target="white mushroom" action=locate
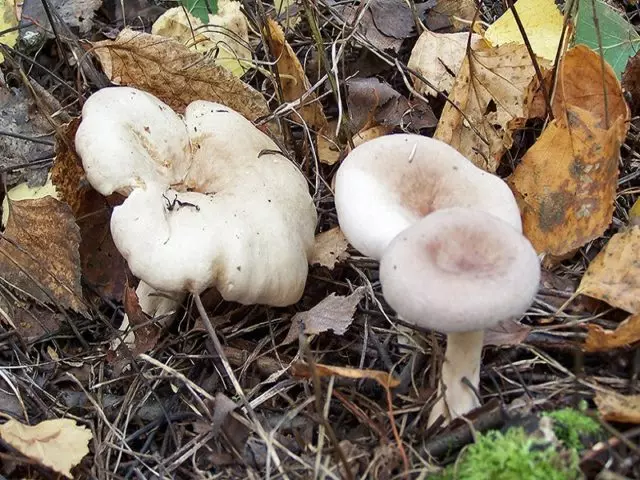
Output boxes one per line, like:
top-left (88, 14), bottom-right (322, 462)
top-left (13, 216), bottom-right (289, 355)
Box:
top-left (334, 134), bottom-right (522, 260)
top-left (75, 87), bottom-right (316, 314)
top-left (379, 207), bottom-right (540, 425)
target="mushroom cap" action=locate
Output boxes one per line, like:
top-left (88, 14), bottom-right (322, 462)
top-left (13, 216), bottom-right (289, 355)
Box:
top-left (379, 207), bottom-right (540, 333)
top-left (75, 87), bottom-right (191, 196)
top-left (334, 134), bottom-right (522, 260)
top-left (75, 87), bottom-right (317, 306)
top-left (111, 182), bottom-right (314, 306)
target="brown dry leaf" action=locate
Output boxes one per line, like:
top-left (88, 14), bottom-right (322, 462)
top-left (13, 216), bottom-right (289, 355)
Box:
top-left (483, 319), bottom-right (532, 347)
top-left (595, 390), bottom-right (640, 423)
top-left (123, 283), bottom-right (161, 355)
top-left (508, 107), bottom-right (622, 257)
top-left (263, 18), bottom-right (327, 131)
top-left (283, 287), bottom-right (364, 344)
top-left (584, 314), bottom-right (640, 352)
top-left (310, 226), bottom-right (350, 269)
top-left (426, 0), bottom-right (478, 32)
top-left (346, 77), bottom-right (436, 131)
top-left (622, 50), bottom-right (640, 115)
top-left (0, 197), bottom-right (85, 313)
top-left (52, 121), bottom-right (127, 301)
top-left (291, 362), bottom-right (400, 389)
top-left (553, 45), bottom-right (630, 143)
top-left (317, 124), bottom-right (342, 165)
top-left (578, 227), bottom-right (640, 313)
top-left (92, 28), bottom-right (269, 119)
top-left (434, 42), bottom-right (548, 172)
top-left (352, 125), bottom-right (392, 147)
top-left (408, 30), bottom-right (482, 97)
top-left (0, 418), bottom-right (92, 478)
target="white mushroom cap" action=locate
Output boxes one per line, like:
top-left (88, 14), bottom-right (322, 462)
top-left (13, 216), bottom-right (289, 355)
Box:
top-left (75, 87), bottom-right (317, 307)
top-left (379, 207), bottom-right (540, 333)
top-left (334, 134), bottom-right (522, 260)
top-left (75, 87), bottom-right (190, 196)
top-left (111, 182), bottom-right (314, 306)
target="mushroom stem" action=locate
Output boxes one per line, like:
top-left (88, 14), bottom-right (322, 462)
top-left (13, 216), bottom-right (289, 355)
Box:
top-left (428, 329), bottom-right (485, 426)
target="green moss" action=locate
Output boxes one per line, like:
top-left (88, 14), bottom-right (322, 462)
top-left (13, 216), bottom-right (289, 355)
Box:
top-left (430, 428), bottom-right (580, 480)
top-left (544, 407), bottom-right (602, 451)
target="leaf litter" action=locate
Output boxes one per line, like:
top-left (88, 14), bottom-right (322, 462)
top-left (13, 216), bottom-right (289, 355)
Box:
top-left (0, 0), bottom-right (640, 478)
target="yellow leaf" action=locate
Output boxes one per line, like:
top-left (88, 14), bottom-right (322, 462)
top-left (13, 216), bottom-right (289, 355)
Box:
top-left (434, 42), bottom-right (548, 172)
top-left (579, 227), bottom-right (640, 313)
top-left (408, 30), bottom-right (482, 97)
top-left (263, 18), bottom-right (327, 131)
top-left (508, 107), bottom-right (621, 258)
top-left (0, 418), bottom-right (92, 478)
top-left (585, 313), bottom-right (640, 352)
top-left (595, 390), bottom-right (640, 424)
top-left (0, 0), bottom-right (18, 63)
top-left (292, 362), bottom-right (400, 389)
top-left (485, 0), bottom-right (564, 62)
top-left (1, 173), bottom-right (58, 227)
top-left (152, 2), bottom-right (252, 77)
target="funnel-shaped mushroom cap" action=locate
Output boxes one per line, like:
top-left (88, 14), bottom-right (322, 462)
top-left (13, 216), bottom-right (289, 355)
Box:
top-left (75, 87), bottom-right (191, 196)
top-left (380, 207), bottom-right (540, 332)
top-left (75, 87), bottom-right (317, 307)
top-left (335, 134), bottom-right (522, 260)
top-left (112, 182), bottom-right (314, 306)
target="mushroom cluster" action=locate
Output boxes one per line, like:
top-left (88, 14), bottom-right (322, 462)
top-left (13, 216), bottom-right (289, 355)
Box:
top-left (335, 134), bottom-right (540, 426)
top-left (75, 87), bottom-right (317, 315)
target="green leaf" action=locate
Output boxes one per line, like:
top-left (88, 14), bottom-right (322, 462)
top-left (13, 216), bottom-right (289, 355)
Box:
top-left (573, 0), bottom-right (640, 79)
top-left (179, 0), bottom-right (218, 24)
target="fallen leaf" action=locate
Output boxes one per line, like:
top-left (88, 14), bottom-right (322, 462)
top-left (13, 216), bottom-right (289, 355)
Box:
top-left (0, 418), bottom-right (92, 478)
top-left (0, 83), bottom-right (55, 184)
top-left (0, 0), bottom-right (18, 62)
top-left (346, 77), bottom-right (436, 131)
top-left (283, 287), bottom-right (365, 344)
top-left (578, 227), bottom-right (640, 313)
top-left (317, 127), bottom-right (342, 165)
top-left (263, 18), bottom-right (327, 131)
top-left (509, 107), bottom-right (621, 258)
top-left (310, 226), bottom-right (350, 269)
top-left (426, 0), bottom-right (477, 32)
top-left (91, 28), bottom-right (269, 119)
top-left (152, 2), bottom-right (251, 77)
top-left (123, 283), bottom-right (161, 355)
top-left (584, 314), bottom-right (640, 352)
top-left (485, 0), bottom-right (564, 62)
top-left (595, 390), bottom-right (640, 423)
top-left (573, 0), bottom-right (640, 79)
top-left (622, 52), bottom-right (640, 115)
top-left (20, 0), bottom-right (100, 34)
top-left (9, 300), bottom-right (65, 340)
top-left (630, 198), bottom-right (640, 226)
top-left (0, 197), bottom-right (85, 313)
top-left (434, 42), bottom-right (548, 172)
top-left (509, 46), bottom-right (628, 259)
top-left (180, 0), bottom-right (216, 23)
top-left (275, 0), bottom-right (300, 28)
top-left (408, 30), bottom-right (482, 97)
top-left (352, 125), bottom-right (392, 147)
top-left (291, 362), bottom-right (400, 389)
top-left (51, 121), bottom-right (127, 301)
top-left (553, 44), bottom-right (630, 143)
top-left (367, 0), bottom-right (421, 40)
top-left (483, 319), bottom-right (532, 347)
top-left (1, 174), bottom-right (58, 227)
top-left (339, 4), bottom-right (402, 53)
